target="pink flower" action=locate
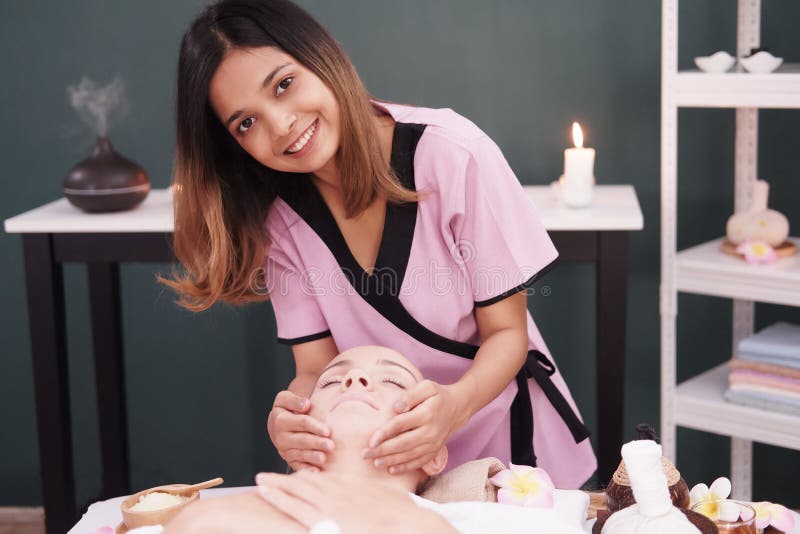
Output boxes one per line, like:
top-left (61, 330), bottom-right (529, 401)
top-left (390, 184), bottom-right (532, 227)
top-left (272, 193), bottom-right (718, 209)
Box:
top-left (751, 501), bottom-right (796, 532)
top-left (736, 240), bottom-right (777, 265)
top-left (489, 463), bottom-right (555, 508)
top-left (90, 528), bottom-right (115, 534)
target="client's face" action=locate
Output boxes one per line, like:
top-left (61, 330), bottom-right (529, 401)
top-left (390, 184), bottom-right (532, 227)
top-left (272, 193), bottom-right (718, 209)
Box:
top-left (309, 346), bottom-right (421, 442)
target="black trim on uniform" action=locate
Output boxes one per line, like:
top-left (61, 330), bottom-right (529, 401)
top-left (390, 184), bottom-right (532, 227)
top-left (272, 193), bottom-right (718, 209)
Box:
top-left (510, 369), bottom-right (536, 466)
top-left (278, 120), bottom-right (590, 467)
top-left (474, 256), bottom-right (560, 308)
top-left (280, 123), bottom-right (481, 359)
top-left (278, 121), bottom-right (423, 301)
top-left (510, 349), bottom-right (592, 466)
top-left (276, 330), bottom-right (332, 346)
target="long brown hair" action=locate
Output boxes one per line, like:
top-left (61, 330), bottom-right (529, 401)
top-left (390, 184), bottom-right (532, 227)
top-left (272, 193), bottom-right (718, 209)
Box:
top-left (160, 0), bottom-right (418, 311)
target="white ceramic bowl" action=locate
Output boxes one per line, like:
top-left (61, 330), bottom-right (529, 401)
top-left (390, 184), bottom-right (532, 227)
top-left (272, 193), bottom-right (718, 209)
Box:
top-left (740, 51), bottom-right (783, 74)
top-left (694, 51), bottom-right (735, 73)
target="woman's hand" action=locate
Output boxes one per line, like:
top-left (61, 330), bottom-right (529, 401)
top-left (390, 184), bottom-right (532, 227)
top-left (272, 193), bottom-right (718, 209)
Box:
top-left (255, 471), bottom-right (456, 534)
top-left (268, 389), bottom-right (335, 472)
top-left (363, 379), bottom-right (467, 475)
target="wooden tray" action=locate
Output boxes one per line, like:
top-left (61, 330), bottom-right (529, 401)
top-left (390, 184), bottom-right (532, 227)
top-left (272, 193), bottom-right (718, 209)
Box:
top-left (720, 239), bottom-right (796, 259)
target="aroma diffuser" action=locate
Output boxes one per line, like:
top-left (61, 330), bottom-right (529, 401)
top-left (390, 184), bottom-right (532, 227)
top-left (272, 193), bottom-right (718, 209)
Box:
top-left (63, 136), bottom-right (150, 212)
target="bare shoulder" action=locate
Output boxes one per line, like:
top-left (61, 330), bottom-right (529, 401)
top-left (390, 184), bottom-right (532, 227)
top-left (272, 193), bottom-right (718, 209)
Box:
top-left (164, 490), bottom-right (306, 534)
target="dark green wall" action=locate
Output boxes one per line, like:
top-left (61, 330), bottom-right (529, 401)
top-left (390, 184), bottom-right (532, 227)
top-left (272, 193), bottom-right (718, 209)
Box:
top-left (2, 0), bottom-right (799, 511)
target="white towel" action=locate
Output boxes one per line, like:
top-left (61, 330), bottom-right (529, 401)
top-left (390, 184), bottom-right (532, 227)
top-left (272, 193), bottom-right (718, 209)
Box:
top-left (411, 489), bottom-right (591, 534)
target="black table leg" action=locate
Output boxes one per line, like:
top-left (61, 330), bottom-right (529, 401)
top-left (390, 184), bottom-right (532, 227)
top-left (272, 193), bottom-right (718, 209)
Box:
top-left (22, 234), bottom-right (75, 534)
top-left (596, 231), bottom-right (629, 484)
top-left (88, 262), bottom-right (130, 498)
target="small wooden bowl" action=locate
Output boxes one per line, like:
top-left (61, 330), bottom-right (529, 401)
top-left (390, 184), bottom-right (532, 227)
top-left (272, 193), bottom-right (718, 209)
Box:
top-left (120, 485), bottom-right (199, 529)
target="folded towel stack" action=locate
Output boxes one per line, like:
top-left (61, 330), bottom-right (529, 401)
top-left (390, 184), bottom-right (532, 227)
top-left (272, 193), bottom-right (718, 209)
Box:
top-left (724, 322), bottom-right (800, 416)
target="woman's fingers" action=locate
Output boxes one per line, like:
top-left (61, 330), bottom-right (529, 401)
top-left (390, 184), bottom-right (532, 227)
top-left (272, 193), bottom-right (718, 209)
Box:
top-left (273, 410), bottom-right (331, 439)
top-left (276, 430), bottom-right (335, 455)
top-left (366, 424), bottom-right (425, 460)
top-left (269, 408), bottom-right (333, 467)
top-left (367, 400), bottom-right (431, 449)
top-left (256, 478), bottom-right (321, 528)
top-left (257, 471), bottom-right (326, 507)
top-left (371, 442), bottom-right (432, 472)
top-left (285, 448), bottom-right (327, 468)
top-left (392, 380), bottom-right (438, 414)
top-left (385, 452), bottom-right (437, 475)
top-left (272, 390), bottom-right (311, 413)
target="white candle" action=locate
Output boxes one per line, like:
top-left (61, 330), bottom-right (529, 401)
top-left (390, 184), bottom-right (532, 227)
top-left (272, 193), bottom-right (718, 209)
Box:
top-left (556, 122), bottom-right (595, 208)
top-left (564, 122), bottom-right (595, 180)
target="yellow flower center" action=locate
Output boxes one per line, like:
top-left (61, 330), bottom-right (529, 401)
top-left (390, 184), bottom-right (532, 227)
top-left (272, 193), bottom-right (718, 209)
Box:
top-left (695, 499), bottom-right (720, 519)
top-left (511, 474), bottom-right (540, 496)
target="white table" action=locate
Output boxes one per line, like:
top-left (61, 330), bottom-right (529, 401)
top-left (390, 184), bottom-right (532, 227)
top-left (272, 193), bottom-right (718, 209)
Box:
top-left (4, 186), bottom-right (643, 233)
top-left (5, 185), bottom-right (642, 534)
top-left (525, 185), bottom-right (643, 231)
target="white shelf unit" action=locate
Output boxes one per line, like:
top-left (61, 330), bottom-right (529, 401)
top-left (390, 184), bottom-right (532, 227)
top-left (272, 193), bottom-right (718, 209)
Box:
top-left (674, 363), bottom-right (800, 451)
top-left (674, 64), bottom-right (800, 108)
top-left (676, 238), bottom-right (800, 307)
top-left (661, 0), bottom-right (800, 501)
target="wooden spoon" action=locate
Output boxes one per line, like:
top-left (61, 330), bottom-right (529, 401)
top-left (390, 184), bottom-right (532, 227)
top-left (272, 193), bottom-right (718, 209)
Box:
top-left (142, 477), bottom-right (224, 496)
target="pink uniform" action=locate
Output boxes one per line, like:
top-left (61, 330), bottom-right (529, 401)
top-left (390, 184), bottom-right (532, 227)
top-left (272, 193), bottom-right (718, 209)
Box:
top-left (264, 101), bottom-right (597, 488)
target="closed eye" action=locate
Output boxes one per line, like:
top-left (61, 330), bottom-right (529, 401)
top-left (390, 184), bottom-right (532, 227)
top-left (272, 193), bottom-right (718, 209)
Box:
top-left (382, 376), bottom-right (406, 389)
top-left (319, 375), bottom-right (342, 388)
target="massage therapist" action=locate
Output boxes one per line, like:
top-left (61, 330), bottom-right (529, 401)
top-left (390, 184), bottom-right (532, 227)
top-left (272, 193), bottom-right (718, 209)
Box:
top-left (162, 0), bottom-right (596, 488)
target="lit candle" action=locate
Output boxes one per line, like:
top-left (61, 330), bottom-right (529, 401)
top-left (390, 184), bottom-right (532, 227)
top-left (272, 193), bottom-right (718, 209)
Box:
top-left (564, 122), bottom-right (595, 180)
top-left (556, 122), bottom-right (595, 208)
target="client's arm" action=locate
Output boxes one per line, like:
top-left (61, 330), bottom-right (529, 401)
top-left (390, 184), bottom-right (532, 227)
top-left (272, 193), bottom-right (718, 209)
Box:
top-left (164, 472), bottom-right (456, 534)
top-left (256, 471), bottom-right (456, 534)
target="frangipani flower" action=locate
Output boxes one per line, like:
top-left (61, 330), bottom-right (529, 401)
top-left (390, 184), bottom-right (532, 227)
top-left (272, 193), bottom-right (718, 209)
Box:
top-left (489, 463), bottom-right (554, 508)
top-left (692, 499), bottom-right (742, 523)
top-left (736, 240), bottom-right (777, 265)
top-left (751, 501), bottom-right (796, 532)
top-left (689, 477), bottom-right (732, 507)
top-left (689, 477), bottom-right (741, 521)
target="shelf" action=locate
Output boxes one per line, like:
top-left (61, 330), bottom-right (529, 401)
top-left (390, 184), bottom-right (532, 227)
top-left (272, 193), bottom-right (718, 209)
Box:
top-left (672, 64), bottom-right (800, 108)
top-left (675, 363), bottom-right (800, 451)
top-left (676, 237), bottom-right (800, 306)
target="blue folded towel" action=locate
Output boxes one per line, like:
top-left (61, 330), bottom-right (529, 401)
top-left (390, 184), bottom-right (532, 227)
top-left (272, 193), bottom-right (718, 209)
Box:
top-left (738, 352), bottom-right (800, 370)
top-left (737, 322), bottom-right (800, 363)
top-left (724, 388), bottom-right (800, 416)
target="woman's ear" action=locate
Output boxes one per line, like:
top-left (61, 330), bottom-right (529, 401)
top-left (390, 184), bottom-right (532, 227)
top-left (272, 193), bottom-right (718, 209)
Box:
top-left (421, 446), bottom-right (448, 476)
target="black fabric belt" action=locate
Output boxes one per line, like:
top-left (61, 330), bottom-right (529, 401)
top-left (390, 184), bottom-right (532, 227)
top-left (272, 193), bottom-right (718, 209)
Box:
top-left (510, 349), bottom-right (591, 466)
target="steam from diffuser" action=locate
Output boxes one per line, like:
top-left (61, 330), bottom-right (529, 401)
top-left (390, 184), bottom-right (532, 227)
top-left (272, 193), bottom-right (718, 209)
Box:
top-left (66, 77), bottom-right (130, 137)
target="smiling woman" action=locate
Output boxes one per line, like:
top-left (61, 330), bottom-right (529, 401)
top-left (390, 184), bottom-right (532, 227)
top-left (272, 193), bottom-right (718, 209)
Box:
top-left (208, 48), bottom-right (341, 177)
top-left (161, 0), bottom-right (596, 489)
top-left (159, 0), bottom-right (419, 311)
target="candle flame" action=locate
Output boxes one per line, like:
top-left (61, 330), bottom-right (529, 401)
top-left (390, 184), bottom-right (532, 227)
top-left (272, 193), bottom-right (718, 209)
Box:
top-left (572, 122), bottom-right (584, 148)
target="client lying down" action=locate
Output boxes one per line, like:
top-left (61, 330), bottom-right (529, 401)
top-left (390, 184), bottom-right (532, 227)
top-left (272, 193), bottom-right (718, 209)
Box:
top-left (153, 346), bottom-right (591, 533)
